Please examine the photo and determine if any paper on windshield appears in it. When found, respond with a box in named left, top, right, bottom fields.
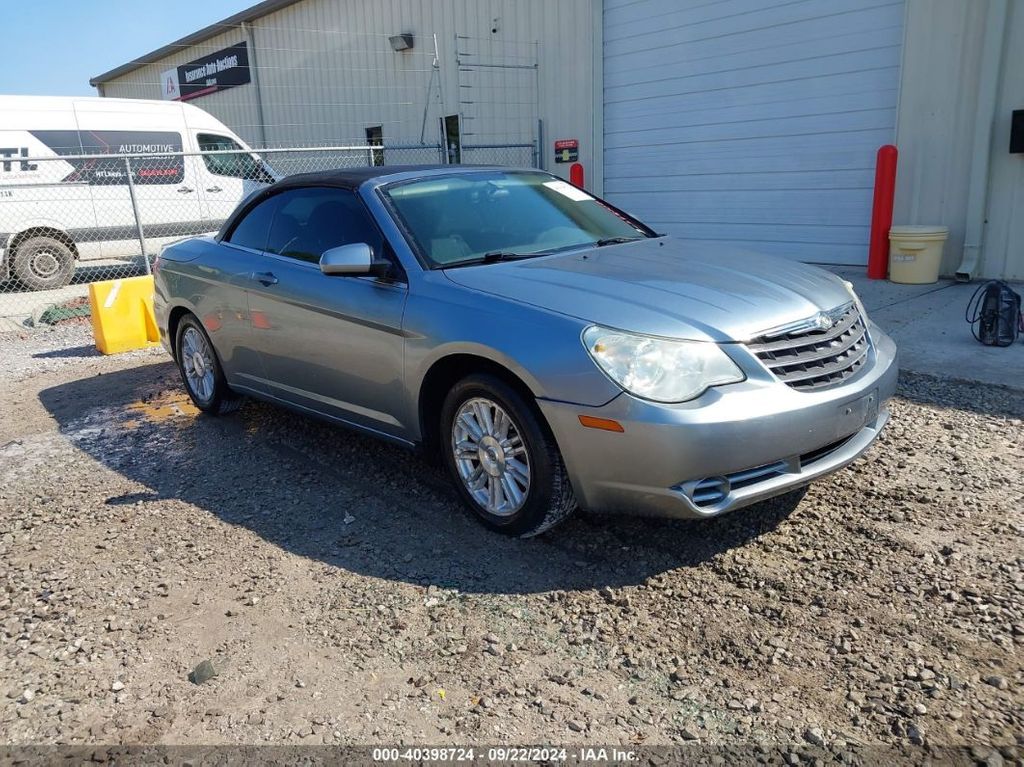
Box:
left=543, top=180, right=592, bottom=202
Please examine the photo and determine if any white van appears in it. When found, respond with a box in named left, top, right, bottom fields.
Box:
left=0, top=95, right=275, bottom=290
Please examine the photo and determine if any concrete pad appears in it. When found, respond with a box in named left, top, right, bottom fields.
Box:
left=0, top=315, right=29, bottom=333
left=830, top=266, right=1024, bottom=390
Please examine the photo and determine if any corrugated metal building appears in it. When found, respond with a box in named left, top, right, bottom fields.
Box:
left=602, top=0, right=904, bottom=267
left=894, top=0, right=1024, bottom=281
left=600, top=0, right=1023, bottom=281
left=91, top=0, right=598, bottom=172
left=92, top=0, right=1024, bottom=280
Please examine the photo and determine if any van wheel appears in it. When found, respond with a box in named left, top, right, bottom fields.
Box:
left=12, top=236, right=75, bottom=291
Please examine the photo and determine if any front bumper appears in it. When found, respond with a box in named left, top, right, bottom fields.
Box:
left=538, top=323, right=898, bottom=519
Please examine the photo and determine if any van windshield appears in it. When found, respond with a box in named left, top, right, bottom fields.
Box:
left=383, top=171, right=655, bottom=268
left=197, top=133, right=276, bottom=184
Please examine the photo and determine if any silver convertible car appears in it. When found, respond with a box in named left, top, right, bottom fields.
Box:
left=154, top=166, right=897, bottom=537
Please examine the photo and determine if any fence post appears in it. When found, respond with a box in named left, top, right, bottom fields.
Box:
left=536, top=118, right=544, bottom=170
left=124, top=156, right=151, bottom=275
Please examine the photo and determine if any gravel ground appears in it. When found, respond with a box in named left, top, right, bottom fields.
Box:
left=0, top=323, right=163, bottom=383
left=1, top=325, right=1022, bottom=760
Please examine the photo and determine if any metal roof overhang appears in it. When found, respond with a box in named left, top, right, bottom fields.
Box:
left=89, top=0, right=304, bottom=86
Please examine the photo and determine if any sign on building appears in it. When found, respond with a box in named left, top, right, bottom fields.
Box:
left=554, top=139, right=579, bottom=163
left=161, top=42, right=251, bottom=102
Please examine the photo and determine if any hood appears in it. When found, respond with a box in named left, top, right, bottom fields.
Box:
left=442, top=238, right=855, bottom=342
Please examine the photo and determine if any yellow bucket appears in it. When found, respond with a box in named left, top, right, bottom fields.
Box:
left=888, top=226, right=949, bottom=284
left=88, top=275, right=161, bottom=355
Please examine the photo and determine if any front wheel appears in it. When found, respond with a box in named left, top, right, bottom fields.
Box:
left=174, top=314, right=243, bottom=415
left=441, top=374, right=577, bottom=537
left=12, top=236, right=75, bottom=291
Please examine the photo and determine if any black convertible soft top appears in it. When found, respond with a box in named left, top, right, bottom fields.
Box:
left=268, top=164, right=448, bottom=191
left=215, top=164, right=501, bottom=242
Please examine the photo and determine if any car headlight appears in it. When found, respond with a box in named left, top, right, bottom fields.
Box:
left=582, top=326, right=744, bottom=403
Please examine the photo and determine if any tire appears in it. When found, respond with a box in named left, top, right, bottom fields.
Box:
left=12, top=236, right=75, bottom=291
left=441, top=374, right=577, bottom=537
left=174, top=314, right=243, bottom=415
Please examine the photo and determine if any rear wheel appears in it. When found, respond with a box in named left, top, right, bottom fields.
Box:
left=12, top=236, right=75, bottom=291
left=174, top=314, right=243, bottom=415
left=441, top=374, right=577, bottom=537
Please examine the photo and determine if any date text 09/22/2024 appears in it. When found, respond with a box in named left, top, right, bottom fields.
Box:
left=372, top=746, right=639, bottom=762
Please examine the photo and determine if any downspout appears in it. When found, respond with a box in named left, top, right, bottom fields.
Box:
left=590, top=0, right=604, bottom=196
left=419, top=34, right=442, bottom=145
left=955, top=0, right=1008, bottom=281
left=242, top=21, right=268, bottom=148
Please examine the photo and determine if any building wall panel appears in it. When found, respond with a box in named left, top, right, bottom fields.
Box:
left=603, top=0, right=904, bottom=265
left=894, top=0, right=1024, bottom=280
left=893, top=0, right=986, bottom=276
left=97, top=0, right=597, bottom=176
left=980, top=0, right=1024, bottom=281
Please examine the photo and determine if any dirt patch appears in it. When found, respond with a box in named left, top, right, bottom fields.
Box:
left=36, top=297, right=91, bottom=327
left=0, top=339, right=1021, bottom=756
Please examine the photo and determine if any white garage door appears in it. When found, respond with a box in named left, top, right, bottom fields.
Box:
left=603, top=0, right=905, bottom=265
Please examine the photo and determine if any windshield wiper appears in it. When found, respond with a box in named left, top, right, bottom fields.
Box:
left=594, top=236, right=643, bottom=247
left=482, top=250, right=528, bottom=262
left=440, top=250, right=544, bottom=269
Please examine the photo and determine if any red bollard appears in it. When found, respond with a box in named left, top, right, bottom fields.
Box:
left=867, top=144, right=898, bottom=280
left=569, top=162, right=585, bottom=189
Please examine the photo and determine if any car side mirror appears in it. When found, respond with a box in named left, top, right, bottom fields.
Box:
left=319, top=243, right=390, bottom=278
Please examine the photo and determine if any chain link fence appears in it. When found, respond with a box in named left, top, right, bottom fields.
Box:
left=0, top=141, right=538, bottom=327
left=461, top=143, right=537, bottom=168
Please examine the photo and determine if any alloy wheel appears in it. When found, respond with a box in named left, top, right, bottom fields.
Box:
left=181, top=326, right=216, bottom=403
left=451, top=397, right=531, bottom=516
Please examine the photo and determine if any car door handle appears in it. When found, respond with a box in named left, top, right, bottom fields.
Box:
left=177, top=186, right=194, bottom=194
left=206, top=186, right=222, bottom=193
left=253, top=271, right=278, bottom=286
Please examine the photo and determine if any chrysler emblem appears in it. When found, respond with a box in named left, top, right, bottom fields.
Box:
left=753, top=302, right=852, bottom=340
left=813, top=313, right=834, bottom=331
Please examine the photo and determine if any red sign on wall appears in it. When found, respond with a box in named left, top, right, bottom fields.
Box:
left=554, top=139, right=579, bottom=163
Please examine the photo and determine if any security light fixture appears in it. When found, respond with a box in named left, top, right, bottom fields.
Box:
left=389, top=33, right=414, bottom=52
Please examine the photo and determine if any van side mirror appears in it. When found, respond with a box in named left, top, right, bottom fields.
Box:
left=319, top=243, right=390, bottom=277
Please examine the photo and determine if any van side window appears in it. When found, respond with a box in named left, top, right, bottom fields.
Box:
left=197, top=133, right=273, bottom=182
left=226, top=194, right=280, bottom=251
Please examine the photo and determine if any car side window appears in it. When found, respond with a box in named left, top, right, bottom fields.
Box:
left=265, top=187, right=385, bottom=266
left=225, top=194, right=280, bottom=251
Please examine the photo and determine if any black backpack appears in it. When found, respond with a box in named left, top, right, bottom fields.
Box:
left=966, top=280, right=1023, bottom=347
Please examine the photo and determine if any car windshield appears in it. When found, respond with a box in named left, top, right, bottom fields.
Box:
left=382, top=171, right=655, bottom=267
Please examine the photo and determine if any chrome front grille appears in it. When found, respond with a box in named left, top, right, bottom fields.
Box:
left=746, top=303, right=870, bottom=391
